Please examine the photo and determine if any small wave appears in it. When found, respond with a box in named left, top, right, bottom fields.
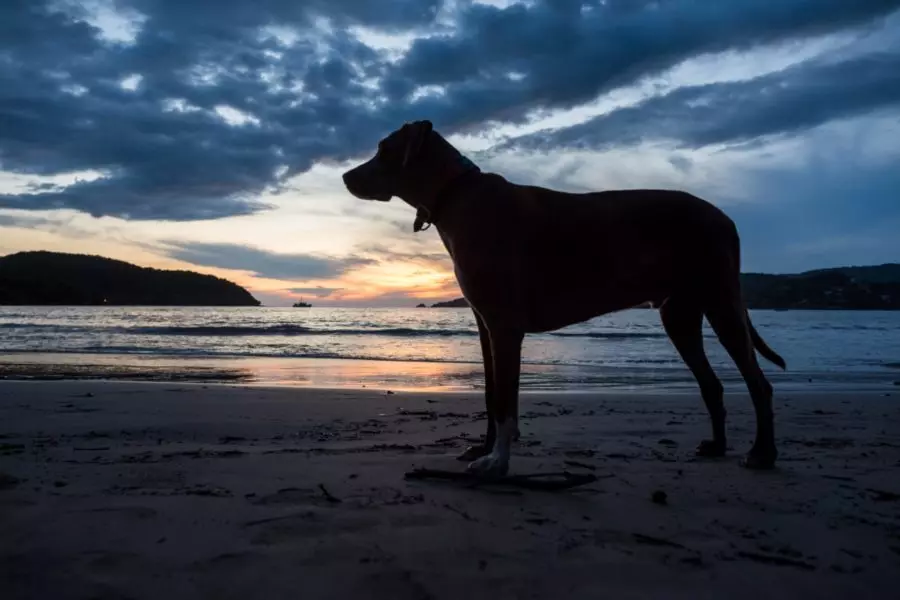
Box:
left=4, top=346, right=488, bottom=365
left=133, top=326, right=683, bottom=340
left=549, top=331, right=669, bottom=340
left=131, top=324, right=315, bottom=336
left=130, top=325, right=676, bottom=339
left=0, top=323, right=477, bottom=337
left=127, top=325, right=479, bottom=337
left=1, top=322, right=691, bottom=340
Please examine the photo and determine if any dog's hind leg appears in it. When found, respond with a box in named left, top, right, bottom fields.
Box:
left=457, top=312, right=496, bottom=462
left=466, top=328, right=523, bottom=478
left=660, top=295, right=726, bottom=458
left=705, top=291, right=777, bottom=470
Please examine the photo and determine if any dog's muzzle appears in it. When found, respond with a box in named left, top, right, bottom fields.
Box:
left=342, top=160, right=392, bottom=202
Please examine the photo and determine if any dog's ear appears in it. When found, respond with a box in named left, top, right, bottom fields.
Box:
left=402, top=120, right=434, bottom=167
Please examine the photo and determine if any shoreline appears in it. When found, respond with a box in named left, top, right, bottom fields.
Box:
left=2, top=351, right=898, bottom=394
left=2, top=380, right=899, bottom=598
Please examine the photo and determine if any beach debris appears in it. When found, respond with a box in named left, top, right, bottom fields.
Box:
left=442, top=503, right=477, bottom=521
left=0, top=443, right=25, bottom=456
left=680, top=556, right=704, bottom=567
left=563, top=459, right=596, bottom=471
left=219, top=436, right=246, bottom=444
left=866, top=487, right=900, bottom=502
left=404, top=468, right=600, bottom=491
left=318, top=483, right=342, bottom=504
left=0, top=472, right=21, bottom=490
left=632, top=533, right=684, bottom=549
left=736, top=550, right=815, bottom=571
left=182, top=485, right=232, bottom=497
left=606, top=452, right=631, bottom=460
left=650, top=449, right=677, bottom=462
left=651, top=490, right=668, bottom=505
left=564, top=449, right=595, bottom=458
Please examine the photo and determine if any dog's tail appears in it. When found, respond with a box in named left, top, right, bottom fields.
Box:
left=747, top=311, right=786, bottom=370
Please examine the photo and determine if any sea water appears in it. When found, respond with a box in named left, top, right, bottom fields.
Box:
left=1, top=307, right=898, bottom=391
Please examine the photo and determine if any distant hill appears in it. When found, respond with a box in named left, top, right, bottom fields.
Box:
left=799, top=263, right=900, bottom=284
left=431, top=297, right=470, bottom=308
left=742, top=263, right=900, bottom=310
left=429, top=264, right=900, bottom=310
left=0, top=251, right=260, bottom=306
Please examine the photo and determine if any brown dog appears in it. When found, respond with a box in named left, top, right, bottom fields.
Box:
left=343, top=120, right=786, bottom=477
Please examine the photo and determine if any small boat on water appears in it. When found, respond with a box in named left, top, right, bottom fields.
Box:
left=292, top=300, right=312, bottom=308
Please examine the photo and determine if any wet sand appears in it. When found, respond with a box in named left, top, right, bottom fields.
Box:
left=1, top=381, right=899, bottom=599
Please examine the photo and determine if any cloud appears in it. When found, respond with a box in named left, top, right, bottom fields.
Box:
left=163, top=242, right=375, bottom=280
left=289, top=286, right=343, bottom=298
left=498, top=50, right=900, bottom=152
left=0, top=213, right=47, bottom=229
left=1, top=0, right=898, bottom=221
left=393, top=0, right=900, bottom=128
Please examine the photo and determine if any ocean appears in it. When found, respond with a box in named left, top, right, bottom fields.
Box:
left=1, top=307, right=898, bottom=392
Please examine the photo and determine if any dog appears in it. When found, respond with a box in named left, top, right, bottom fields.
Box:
left=343, top=120, right=786, bottom=477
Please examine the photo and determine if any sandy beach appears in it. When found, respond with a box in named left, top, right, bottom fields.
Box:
left=2, top=380, right=899, bottom=599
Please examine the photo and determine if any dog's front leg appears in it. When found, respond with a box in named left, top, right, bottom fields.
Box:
left=466, top=328, right=523, bottom=478
left=457, top=312, right=496, bottom=462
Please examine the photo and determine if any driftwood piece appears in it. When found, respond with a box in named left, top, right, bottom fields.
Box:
left=404, top=467, right=600, bottom=491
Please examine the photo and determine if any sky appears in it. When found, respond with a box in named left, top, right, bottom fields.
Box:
left=1, top=0, right=899, bottom=307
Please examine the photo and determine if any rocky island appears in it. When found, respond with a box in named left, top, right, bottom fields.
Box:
left=0, top=251, right=260, bottom=306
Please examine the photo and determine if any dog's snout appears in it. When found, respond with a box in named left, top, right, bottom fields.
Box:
left=342, top=168, right=363, bottom=196
left=341, top=159, right=391, bottom=201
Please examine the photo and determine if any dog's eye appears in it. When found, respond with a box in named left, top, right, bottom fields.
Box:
left=376, top=142, right=398, bottom=165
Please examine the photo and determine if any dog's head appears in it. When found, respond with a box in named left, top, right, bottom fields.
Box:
left=342, top=120, right=435, bottom=203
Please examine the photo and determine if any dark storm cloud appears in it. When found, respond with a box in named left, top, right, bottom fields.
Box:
left=165, top=243, right=376, bottom=280
left=499, top=50, right=900, bottom=152
left=1, top=0, right=899, bottom=220
left=395, top=0, right=900, bottom=129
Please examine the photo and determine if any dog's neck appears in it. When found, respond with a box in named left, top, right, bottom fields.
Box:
left=412, top=166, right=480, bottom=232
left=401, top=135, right=481, bottom=232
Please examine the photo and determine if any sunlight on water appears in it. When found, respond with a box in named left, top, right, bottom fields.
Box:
left=1, top=307, right=898, bottom=390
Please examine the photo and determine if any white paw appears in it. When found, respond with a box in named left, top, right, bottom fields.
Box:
left=466, top=452, right=509, bottom=478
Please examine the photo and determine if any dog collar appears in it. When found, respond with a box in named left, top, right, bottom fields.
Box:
left=413, top=162, right=481, bottom=233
